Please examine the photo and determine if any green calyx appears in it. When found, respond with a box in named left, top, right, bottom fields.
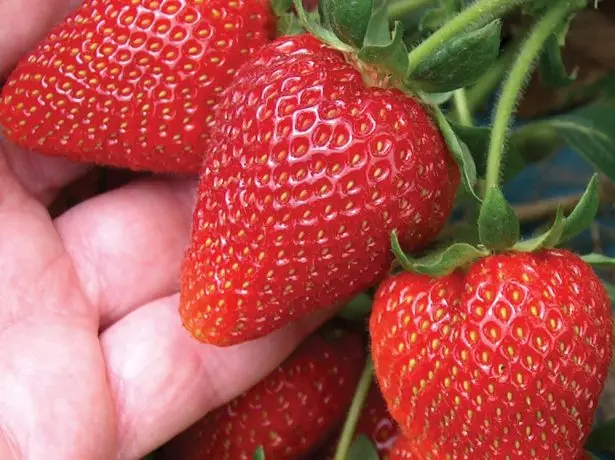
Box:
left=390, top=174, right=602, bottom=277
left=287, top=0, right=532, bottom=92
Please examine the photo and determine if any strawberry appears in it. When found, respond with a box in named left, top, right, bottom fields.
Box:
left=390, top=436, right=419, bottom=459
left=370, top=249, right=613, bottom=459
left=0, top=0, right=274, bottom=173
left=179, top=34, right=460, bottom=346
left=312, top=383, right=401, bottom=459
left=159, top=325, right=366, bottom=460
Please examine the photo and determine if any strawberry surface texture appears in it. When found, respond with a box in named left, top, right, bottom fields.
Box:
left=159, top=326, right=365, bottom=460
left=180, top=34, right=460, bottom=346
left=0, top=0, right=274, bottom=173
left=370, top=249, right=613, bottom=459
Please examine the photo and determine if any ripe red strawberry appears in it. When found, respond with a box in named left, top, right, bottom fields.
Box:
left=159, top=325, right=366, bottom=460
left=370, top=249, right=613, bottom=459
left=0, top=0, right=274, bottom=173
left=312, top=383, right=400, bottom=459
left=390, top=436, right=419, bottom=459
left=179, top=34, right=460, bottom=346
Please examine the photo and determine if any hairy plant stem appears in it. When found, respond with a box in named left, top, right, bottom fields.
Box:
left=453, top=88, right=474, bottom=126
left=406, top=0, right=533, bottom=76
left=333, top=357, right=374, bottom=460
left=465, top=42, right=519, bottom=113
left=485, top=0, right=577, bottom=192
left=388, top=0, right=434, bottom=20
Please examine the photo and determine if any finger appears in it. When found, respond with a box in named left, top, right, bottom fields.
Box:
left=2, top=140, right=89, bottom=205
left=55, top=177, right=196, bottom=327
left=101, top=294, right=331, bottom=460
left=0, top=0, right=80, bottom=78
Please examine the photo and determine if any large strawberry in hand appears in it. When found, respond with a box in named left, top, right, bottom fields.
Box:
left=0, top=0, right=274, bottom=173
left=370, top=249, right=613, bottom=459
left=159, top=325, right=365, bottom=460
left=179, top=34, right=460, bottom=346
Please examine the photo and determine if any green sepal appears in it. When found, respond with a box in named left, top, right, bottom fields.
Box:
left=586, top=417, right=615, bottom=452
left=338, top=293, right=373, bottom=320
left=321, top=0, right=373, bottom=48
left=359, top=21, right=409, bottom=80
left=348, top=434, right=380, bottom=460
left=408, top=20, right=502, bottom=93
left=270, top=0, right=293, bottom=16
left=433, top=108, right=480, bottom=201
left=391, top=231, right=488, bottom=277
left=560, top=173, right=600, bottom=244
left=539, top=33, right=577, bottom=87
left=292, top=0, right=354, bottom=52
left=253, top=446, right=266, bottom=460
left=450, top=122, right=526, bottom=182
left=417, top=90, right=454, bottom=106
left=478, top=187, right=520, bottom=252
left=514, top=207, right=566, bottom=252
left=277, top=13, right=306, bottom=36
left=581, top=253, right=615, bottom=267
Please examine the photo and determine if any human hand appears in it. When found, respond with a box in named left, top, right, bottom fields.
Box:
left=0, top=2, right=326, bottom=459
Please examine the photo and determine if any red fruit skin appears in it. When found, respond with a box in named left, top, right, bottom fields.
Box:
left=159, top=326, right=366, bottom=460
left=370, top=249, right=613, bottom=459
left=390, top=436, right=421, bottom=460
left=0, top=0, right=274, bottom=173
left=180, top=34, right=460, bottom=346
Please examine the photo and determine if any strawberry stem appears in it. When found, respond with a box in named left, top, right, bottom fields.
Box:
left=332, top=357, right=374, bottom=460
left=406, top=0, right=533, bottom=77
left=485, top=0, right=579, bottom=192
left=453, top=89, right=473, bottom=126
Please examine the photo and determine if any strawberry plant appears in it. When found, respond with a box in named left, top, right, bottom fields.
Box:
left=2, top=0, right=615, bottom=459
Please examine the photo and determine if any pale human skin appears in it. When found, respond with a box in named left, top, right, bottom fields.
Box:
left=0, top=1, right=327, bottom=458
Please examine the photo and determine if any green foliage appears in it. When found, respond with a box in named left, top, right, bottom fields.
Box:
left=321, top=0, right=373, bottom=48
left=515, top=208, right=566, bottom=252
left=408, top=20, right=502, bottom=93
left=253, top=446, right=266, bottom=460
left=560, top=174, right=600, bottom=244
left=539, top=33, right=576, bottom=87
left=586, top=418, right=615, bottom=452
left=270, top=0, right=294, bottom=16
left=391, top=231, right=488, bottom=277
left=347, top=435, right=380, bottom=460
left=451, top=122, right=526, bottom=182
left=338, top=293, right=373, bottom=320
left=478, top=187, right=520, bottom=252
left=433, top=108, right=479, bottom=201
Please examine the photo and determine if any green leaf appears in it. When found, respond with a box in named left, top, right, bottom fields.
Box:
left=321, top=0, right=373, bottom=48
left=547, top=105, right=615, bottom=182
left=560, top=174, right=600, bottom=243
left=270, top=0, right=293, bottom=16
left=408, top=20, right=502, bottom=93
left=419, top=0, right=467, bottom=32
left=450, top=122, right=526, bottom=181
left=514, top=207, right=566, bottom=252
left=338, top=293, right=373, bottom=320
left=348, top=434, right=380, bottom=460
left=478, top=187, right=520, bottom=252
left=359, top=20, right=409, bottom=80
left=391, top=231, right=488, bottom=277
left=586, top=418, right=615, bottom=452
left=539, top=33, right=577, bottom=87
left=292, top=0, right=354, bottom=52
left=417, top=89, right=454, bottom=106
left=433, top=108, right=479, bottom=201
left=276, top=13, right=306, bottom=36
left=253, top=446, right=266, bottom=460
left=581, top=253, right=615, bottom=267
